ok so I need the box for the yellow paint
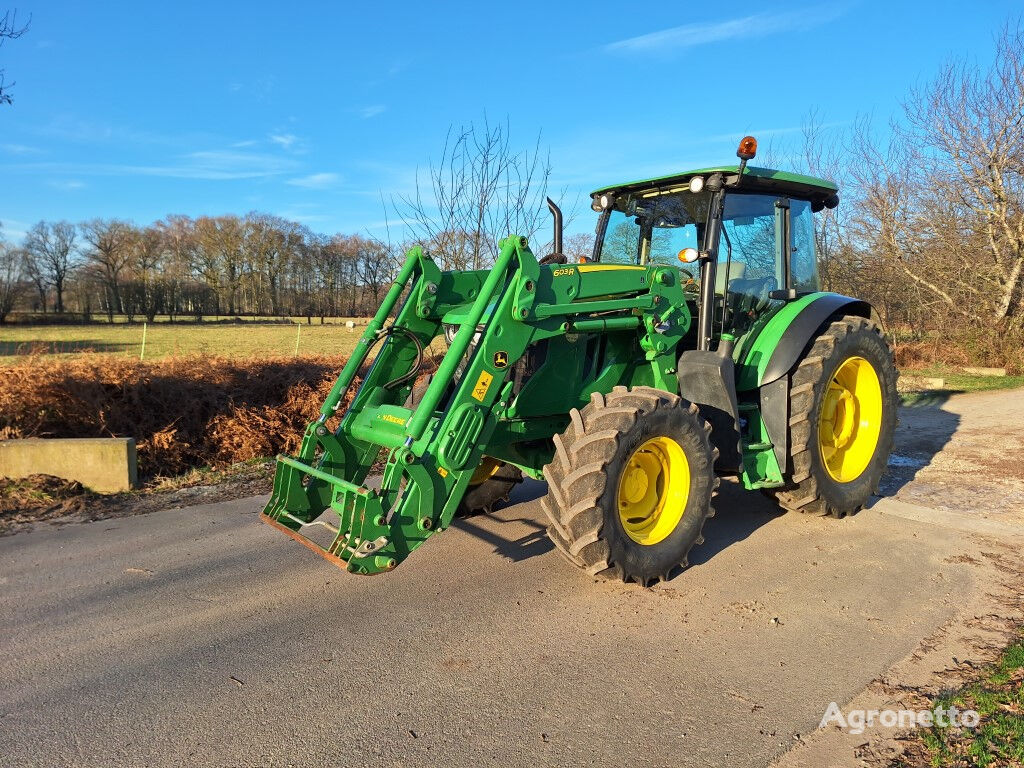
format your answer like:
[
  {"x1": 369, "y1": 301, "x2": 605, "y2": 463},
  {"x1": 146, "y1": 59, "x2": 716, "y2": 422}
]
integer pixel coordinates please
[
  {"x1": 437, "y1": 466, "x2": 448, "y2": 478},
  {"x1": 577, "y1": 264, "x2": 646, "y2": 272},
  {"x1": 818, "y1": 356, "x2": 883, "y2": 483},
  {"x1": 471, "y1": 370, "x2": 493, "y2": 402},
  {"x1": 469, "y1": 457, "x2": 502, "y2": 486},
  {"x1": 616, "y1": 435, "x2": 690, "y2": 546}
]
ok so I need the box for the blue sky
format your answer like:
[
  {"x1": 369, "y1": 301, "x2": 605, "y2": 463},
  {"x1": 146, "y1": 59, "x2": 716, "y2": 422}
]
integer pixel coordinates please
[{"x1": 0, "y1": 1, "x2": 1019, "y2": 242}]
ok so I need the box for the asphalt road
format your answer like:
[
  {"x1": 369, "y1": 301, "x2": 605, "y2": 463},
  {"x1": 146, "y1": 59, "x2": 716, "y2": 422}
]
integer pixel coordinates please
[{"x1": 2, "y1": 388, "x2": 1023, "y2": 767}]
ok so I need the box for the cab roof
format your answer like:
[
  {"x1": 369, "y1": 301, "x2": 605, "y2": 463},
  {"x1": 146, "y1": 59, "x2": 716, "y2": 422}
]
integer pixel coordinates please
[{"x1": 591, "y1": 165, "x2": 838, "y2": 206}]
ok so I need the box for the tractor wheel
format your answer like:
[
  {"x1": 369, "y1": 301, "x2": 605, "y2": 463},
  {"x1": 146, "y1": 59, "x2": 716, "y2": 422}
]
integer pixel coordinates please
[
  {"x1": 459, "y1": 457, "x2": 522, "y2": 515},
  {"x1": 405, "y1": 374, "x2": 521, "y2": 516},
  {"x1": 770, "y1": 315, "x2": 898, "y2": 518},
  {"x1": 541, "y1": 386, "x2": 718, "y2": 585}
]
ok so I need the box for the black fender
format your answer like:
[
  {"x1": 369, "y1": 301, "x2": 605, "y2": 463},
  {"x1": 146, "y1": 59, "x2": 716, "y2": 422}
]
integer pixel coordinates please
[
  {"x1": 755, "y1": 294, "x2": 871, "y2": 473},
  {"x1": 759, "y1": 294, "x2": 871, "y2": 387}
]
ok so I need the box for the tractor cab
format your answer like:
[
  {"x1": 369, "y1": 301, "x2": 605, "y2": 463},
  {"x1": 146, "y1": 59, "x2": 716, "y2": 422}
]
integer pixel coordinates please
[{"x1": 588, "y1": 141, "x2": 839, "y2": 355}]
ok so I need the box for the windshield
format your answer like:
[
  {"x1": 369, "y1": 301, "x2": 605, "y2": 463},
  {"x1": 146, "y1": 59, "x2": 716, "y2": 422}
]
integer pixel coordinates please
[
  {"x1": 595, "y1": 190, "x2": 819, "y2": 296},
  {"x1": 597, "y1": 192, "x2": 709, "y2": 266}
]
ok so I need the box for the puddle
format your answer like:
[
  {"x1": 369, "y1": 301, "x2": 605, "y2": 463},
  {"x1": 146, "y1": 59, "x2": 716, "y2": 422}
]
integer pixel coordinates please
[{"x1": 887, "y1": 454, "x2": 929, "y2": 468}]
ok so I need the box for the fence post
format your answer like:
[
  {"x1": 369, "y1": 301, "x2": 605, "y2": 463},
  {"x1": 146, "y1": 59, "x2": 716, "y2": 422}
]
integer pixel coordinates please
[
  {"x1": 140, "y1": 322, "x2": 148, "y2": 360},
  {"x1": 294, "y1": 322, "x2": 301, "y2": 355}
]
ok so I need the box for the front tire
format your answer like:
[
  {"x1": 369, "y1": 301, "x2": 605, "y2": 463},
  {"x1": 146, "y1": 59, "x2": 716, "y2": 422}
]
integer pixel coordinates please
[
  {"x1": 541, "y1": 386, "x2": 718, "y2": 585},
  {"x1": 771, "y1": 315, "x2": 898, "y2": 517}
]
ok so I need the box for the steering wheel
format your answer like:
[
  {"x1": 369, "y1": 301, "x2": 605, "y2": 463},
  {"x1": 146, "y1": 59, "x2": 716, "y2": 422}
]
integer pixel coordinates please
[{"x1": 539, "y1": 252, "x2": 568, "y2": 265}]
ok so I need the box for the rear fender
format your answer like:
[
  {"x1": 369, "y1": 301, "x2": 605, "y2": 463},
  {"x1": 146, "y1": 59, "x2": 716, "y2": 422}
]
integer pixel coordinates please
[
  {"x1": 736, "y1": 293, "x2": 871, "y2": 473},
  {"x1": 735, "y1": 293, "x2": 871, "y2": 392}
]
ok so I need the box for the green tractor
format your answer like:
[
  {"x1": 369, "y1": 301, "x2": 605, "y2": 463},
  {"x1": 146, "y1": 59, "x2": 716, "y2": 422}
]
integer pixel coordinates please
[{"x1": 261, "y1": 136, "x2": 898, "y2": 585}]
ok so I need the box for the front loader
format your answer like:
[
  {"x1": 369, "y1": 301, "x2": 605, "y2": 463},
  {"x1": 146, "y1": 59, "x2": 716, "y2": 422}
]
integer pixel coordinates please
[{"x1": 261, "y1": 136, "x2": 898, "y2": 584}]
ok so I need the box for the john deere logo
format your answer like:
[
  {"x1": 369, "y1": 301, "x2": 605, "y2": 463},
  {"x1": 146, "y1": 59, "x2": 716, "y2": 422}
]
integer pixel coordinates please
[{"x1": 493, "y1": 351, "x2": 509, "y2": 369}]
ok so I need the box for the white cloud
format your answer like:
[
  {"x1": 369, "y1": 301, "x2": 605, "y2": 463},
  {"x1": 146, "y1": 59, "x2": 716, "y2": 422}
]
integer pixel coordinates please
[
  {"x1": 286, "y1": 172, "x2": 340, "y2": 189},
  {"x1": 2, "y1": 148, "x2": 299, "y2": 181},
  {"x1": 270, "y1": 133, "x2": 300, "y2": 150},
  {"x1": 605, "y1": 6, "x2": 846, "y2": 55},
  {"x1": 48, "y1": 180, "x2": 85, "y2": 190},
  {"x1": 358, "y1": 105, "x2": 386, "y2": 119},
  {"x1": 1, "y1": 217, "x2": 30, "y2": 241},
  {"x1": 2, "y1": 143, "x2": 42, "y2": 155}
]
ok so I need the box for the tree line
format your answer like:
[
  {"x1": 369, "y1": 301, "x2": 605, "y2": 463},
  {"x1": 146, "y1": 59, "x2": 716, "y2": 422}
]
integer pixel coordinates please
[{"x1": 0, "y1": 214, "x2": 402, "y2": 323}]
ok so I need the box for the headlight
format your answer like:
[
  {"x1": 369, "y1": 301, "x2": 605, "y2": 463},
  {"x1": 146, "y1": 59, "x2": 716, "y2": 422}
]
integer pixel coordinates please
[{"x1": 689, "y1": 176, "x2": 704, "y2": 193}]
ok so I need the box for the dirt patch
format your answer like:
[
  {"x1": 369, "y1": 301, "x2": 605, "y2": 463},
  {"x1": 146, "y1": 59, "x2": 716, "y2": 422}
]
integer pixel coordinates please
[
  {"x1": 0, "y1": 474, "x2": 96, "y2": 527},
  {"x1": 774, "y1": 539, "x2": 1024, "y2": 768},
  {"x1": 0, "y1": 462, "x2": 274, "y2": 536}
]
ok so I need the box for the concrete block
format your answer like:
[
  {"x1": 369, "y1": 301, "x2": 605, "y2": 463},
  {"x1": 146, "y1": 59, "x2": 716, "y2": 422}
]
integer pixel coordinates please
[
  {"x1": 962, "y1": 366, "x2": 1006, "y2": 377},
  {"x1": 898, "y1": 375, "x2": 945, "y2": 391},
  {"x1": 0, "y1": 438, "x2": 137, "y2": 494}
]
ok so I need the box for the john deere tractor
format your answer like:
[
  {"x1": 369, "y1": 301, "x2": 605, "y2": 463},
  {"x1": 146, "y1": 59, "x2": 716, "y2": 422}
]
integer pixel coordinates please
[{"x1": 261, "y1": 136, "x2": 898, "y2": 585}]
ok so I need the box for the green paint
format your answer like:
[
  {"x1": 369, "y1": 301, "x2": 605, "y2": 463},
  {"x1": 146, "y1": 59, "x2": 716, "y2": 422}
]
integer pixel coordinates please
[
  {"x1": 262, "y1": 243, "x2": 692, "y2": 575},
  {"x1": 734, "y1": 292, "x2": 837, "y2": 391},
  {"x1": 738, "y1": 403, "x2": 784, "y2": 490},
  {"x1": 591, "y1": 165, "x2": 838, "y2": 197}
]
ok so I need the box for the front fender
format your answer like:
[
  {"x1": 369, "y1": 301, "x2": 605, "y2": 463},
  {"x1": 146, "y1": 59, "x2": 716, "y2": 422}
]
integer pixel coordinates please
[{"x1": 735, "y1": 293, "x2": 870, "y2": 391}]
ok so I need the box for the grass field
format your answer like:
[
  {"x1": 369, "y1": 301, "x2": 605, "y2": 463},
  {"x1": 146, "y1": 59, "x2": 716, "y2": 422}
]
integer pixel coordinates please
[
  {"x1": 0, "y1": 320, "x2": 372, "y2": 363},
  {"x1": 897, "y1": 635, "x2": 1024, "y2": 767}
]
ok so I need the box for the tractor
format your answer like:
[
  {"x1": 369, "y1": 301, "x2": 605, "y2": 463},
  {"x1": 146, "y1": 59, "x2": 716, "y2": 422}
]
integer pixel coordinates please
[{"x1": 260, "y1": 136, "x2": 899, "y2": 585}]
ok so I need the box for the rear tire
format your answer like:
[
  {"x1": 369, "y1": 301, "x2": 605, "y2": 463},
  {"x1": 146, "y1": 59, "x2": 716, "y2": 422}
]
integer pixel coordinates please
[
  {"x1": 541, "y1": 386, "x2": 718, "y2": 585},
  {"x1": 770, "y1": 315, "x2": 898, "y2": 518}
]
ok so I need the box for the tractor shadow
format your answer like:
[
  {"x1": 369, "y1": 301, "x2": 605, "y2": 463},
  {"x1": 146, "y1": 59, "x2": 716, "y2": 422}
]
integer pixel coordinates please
[
  {"x1": 455, "y1": 477, "x2": 787, "y2": 571},
  {"x1": 451, "y1": 478, "x2": 553, "y2": 562},
  {"x1": 877, "y1": 392, "x2": 962, "y2": 498},
  {"x1": 687, "y1": 480, "x2": 784, "y2": 567}
]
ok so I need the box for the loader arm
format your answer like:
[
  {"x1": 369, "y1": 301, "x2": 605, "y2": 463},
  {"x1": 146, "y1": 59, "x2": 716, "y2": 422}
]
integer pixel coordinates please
[{"x1": 261, "y1": 236, "x2": 544, "y2": 574}]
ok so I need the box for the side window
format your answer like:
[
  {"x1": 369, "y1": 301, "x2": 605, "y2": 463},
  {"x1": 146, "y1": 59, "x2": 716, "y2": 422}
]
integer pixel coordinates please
[{"x1": 790, "y1": 199, "x2": 819, "y2": 292}]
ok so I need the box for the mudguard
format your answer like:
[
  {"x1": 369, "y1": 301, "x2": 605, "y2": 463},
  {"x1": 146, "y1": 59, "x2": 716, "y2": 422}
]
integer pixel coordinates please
[{"x1": 735, "y1": 293, "x2": 870, "y2": 391}]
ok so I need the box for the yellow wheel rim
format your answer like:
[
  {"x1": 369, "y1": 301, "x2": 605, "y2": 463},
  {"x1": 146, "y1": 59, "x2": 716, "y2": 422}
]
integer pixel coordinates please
[
  {"x1": 469, "y1": 457, "x2": 502, "y2": 486},
  {"x1": 616, "y1": 436, "x2": 689, "y2": 546},
  {"x1": 818, "y1": 356, "x2": 883, "y2": 483}
]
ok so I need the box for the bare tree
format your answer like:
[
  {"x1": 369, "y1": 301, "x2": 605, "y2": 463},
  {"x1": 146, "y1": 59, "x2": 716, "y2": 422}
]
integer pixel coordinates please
[
  {"x1": 907, "y1": 25, "x2": 1024, "y2": 326},
  {"x1": 154, "y1": 215, "x2": 197, "y2": 322},
  {"x1": 0, "y1": 9, "x2": 29, "y2": 105},
  {"x1": 849, "y1": 25, "x2": 1024, "y2": 333},
  {"x1": 398, "y1": 118, "x2": 553, "y2": 269},
  {"x1": 564, "y1": 232, "x2": 595, "y2": 263},
  {"x1": 244, "y1": 213, "x2": 303, "y2": 316},
  {"x1": 21, "y1": 246, "x2": 47, "y2": 312},
  {"x1": 81, "y1": 219, "x2": 135, "y2": 321},
  {"x1": 23, "y1": 220, "x2": 77, "y2": 313},
  {"x1": 0, "y1": 241, "x2": 25, "y2": 323}
]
